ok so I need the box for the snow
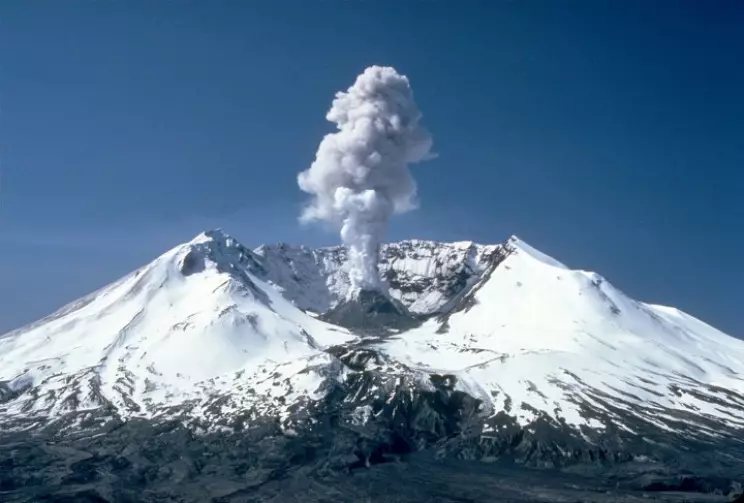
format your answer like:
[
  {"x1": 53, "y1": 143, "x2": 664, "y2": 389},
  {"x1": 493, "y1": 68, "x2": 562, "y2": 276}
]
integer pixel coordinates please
[
  {"x1": 2, "y1": 230, "x2": 744, "y2": 439},
  {"x1": 0, "y1": 230, "x2": 353, "y2": 420},
  {"x1": 379, "y1": 237, "x2": 744, "y2": 430},
  {"x1": 508, "y1": 235, "x2": 568, "y2": 269}
]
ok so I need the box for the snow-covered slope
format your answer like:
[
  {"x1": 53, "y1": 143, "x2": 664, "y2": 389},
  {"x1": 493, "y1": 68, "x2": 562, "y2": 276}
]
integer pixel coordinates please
[
  {"x1": 0, "y1": 230, "x2": 352, "y2": 426},
  {"x1": 380, "y1": 236, "x2": 744, "y2": 437},
  {"x1": 2, "y1": 230, "x2": 744, "y2": 451}
]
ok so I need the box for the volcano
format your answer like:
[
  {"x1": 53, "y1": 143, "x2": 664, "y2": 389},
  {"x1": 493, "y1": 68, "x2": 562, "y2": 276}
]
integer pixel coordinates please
[{"x1": 1, "y1": 230, "x2": 744, "y2": 502}]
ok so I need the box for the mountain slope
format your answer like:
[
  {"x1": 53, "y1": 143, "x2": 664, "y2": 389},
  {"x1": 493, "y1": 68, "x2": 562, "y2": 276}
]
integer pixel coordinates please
[
  {"x1": 0, "y1": 230, "x2": 353, "y2": 426},
  {"x1": 3, "y1": 230, "x2": 744, "y2": 438},
  {"x1": 2, "y1": 230, "x2": 744, "y2": 502},
  {"x1": 379, "y1": 236, "x2": 744, "y2": 436}
]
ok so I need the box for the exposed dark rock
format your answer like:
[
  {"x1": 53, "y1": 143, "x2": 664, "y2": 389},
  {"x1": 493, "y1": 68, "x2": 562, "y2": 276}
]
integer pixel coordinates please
[{"x1": 320, "y1": 288, "x2": 422, "y2": 333}]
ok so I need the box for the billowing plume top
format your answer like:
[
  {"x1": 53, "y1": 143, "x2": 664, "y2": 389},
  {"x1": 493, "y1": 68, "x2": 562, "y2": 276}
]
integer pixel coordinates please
[{"x1": 297, "y1": 65, "x2": 434, "y2": 291}]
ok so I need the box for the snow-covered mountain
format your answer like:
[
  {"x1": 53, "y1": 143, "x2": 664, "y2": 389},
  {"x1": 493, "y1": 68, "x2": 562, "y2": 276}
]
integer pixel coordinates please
[
  {"x1": 382, "y1": 237, "x2": 744, "y2": 437},
  {"x1": 0, "y1": 230, "x2": 353, "y2": 429},
  {"x1": 252, "y1": 233, "x2": 744, "y2": 442},
  {"x1": 2, "y1": 229, "x2": 744, "y2": 475}
]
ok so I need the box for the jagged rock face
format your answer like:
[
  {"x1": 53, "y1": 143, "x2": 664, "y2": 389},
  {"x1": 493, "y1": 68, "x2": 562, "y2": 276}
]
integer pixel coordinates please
[{"x1": 253, "y1": 239, "x2": 501, "y2": 316}]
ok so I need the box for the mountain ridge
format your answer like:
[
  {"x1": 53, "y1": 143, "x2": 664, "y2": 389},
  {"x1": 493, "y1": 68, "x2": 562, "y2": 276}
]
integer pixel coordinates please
[
  {"x1": 2, "y1": 230, "x2": 744, "y2": 502},
  {"x1": 2, "y1": 229, "x2": 743, "y2": 430}
]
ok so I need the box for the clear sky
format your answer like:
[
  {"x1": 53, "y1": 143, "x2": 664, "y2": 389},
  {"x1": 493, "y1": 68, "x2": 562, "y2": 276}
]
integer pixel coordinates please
[{"x1": 0, "y1": 1, "x2": 742, "y2": 336}]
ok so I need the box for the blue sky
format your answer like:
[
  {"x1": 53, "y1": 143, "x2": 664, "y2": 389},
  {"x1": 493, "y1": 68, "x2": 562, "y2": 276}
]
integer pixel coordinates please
[{"x1": 0, "y1": 1, "x2": 742, "y2": 335}]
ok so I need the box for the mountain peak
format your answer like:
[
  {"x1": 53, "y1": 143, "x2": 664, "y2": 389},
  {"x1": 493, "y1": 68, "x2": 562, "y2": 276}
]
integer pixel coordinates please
[
  {"x1": 178, "y1": 229, "x2": 258, "y2": 277},
  {"x1": 507, "y1": 234, "x2": 567, "y2": 269},
  {"x1": 187, "y1": 228, "x2": 237, "y2": 247},
  {"x1": 0, "y1": 228, "x2": 353, "y2": 420}
]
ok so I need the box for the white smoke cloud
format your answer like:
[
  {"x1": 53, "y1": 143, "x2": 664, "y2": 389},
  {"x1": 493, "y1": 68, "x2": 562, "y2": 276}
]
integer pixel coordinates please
[{"x1": 298, "y1": 66, "x2": 434, "y2": 291}]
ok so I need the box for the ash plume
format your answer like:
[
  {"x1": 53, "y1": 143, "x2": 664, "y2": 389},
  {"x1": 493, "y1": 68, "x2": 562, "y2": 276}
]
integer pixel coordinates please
[{"x1": 298, "y1": 66, "x2": 434, "y2": 291}]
